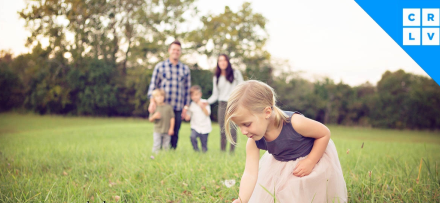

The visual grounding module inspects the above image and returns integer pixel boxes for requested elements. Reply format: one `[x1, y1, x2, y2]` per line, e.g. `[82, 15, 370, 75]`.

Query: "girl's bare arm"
[236, 138, 260, 203]
[291, 114, 331, 176]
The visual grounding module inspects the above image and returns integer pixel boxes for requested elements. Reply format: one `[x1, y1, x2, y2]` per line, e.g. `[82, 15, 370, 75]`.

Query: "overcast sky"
[0, 0, 428, 86]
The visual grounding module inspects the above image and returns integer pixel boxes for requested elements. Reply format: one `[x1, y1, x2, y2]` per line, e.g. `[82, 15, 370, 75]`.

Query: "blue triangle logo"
[355, 0, 440, 85]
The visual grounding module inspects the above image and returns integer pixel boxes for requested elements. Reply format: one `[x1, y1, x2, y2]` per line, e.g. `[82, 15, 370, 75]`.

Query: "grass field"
[0, 113, 439, 202]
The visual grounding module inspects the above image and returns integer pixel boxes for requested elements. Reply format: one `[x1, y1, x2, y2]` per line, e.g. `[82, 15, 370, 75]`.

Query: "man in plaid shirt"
[147, 40, 191, 149]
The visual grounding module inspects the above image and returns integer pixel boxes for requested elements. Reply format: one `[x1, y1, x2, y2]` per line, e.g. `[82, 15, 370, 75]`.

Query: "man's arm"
[181, 67, 191, 117]
[147, 64, 161, 99]
[183, 67, 191, 107]
[184, 106, 191, 121]
[168, 117, 175, 135]
[147, 64, 161, 113]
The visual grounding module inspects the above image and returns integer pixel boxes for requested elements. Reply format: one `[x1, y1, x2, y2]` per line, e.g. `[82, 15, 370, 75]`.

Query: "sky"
[0, 0, 428, 86]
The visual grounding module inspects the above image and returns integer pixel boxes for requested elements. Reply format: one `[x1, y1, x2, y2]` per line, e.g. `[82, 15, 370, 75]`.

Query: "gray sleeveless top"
[255, 111, 315, 162]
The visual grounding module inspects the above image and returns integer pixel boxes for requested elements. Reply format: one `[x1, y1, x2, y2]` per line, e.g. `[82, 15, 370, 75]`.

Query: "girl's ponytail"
[273, 105, 289, 128]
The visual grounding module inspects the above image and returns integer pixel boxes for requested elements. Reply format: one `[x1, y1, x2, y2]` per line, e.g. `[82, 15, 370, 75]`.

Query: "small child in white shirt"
[184, 85, 212, 152]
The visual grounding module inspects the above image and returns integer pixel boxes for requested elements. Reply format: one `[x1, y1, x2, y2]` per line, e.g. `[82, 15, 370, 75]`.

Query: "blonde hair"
[152, 89, 165, 97]
[225, 80, 288, 145]
[190, 85, 202, 95]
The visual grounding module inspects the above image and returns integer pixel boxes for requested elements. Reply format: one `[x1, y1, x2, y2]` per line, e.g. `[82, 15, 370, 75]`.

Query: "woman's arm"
[235, 139, 260, 203]
[206, 77, 219, 104]
[183, 70, 191, 108]
[235, 69, 244, 84]
[291, 114, 331, 177]
[198, 101, 210, 116]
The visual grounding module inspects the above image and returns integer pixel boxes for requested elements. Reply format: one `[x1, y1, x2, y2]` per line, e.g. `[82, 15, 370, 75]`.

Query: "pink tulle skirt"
[249, 139, 348, 203]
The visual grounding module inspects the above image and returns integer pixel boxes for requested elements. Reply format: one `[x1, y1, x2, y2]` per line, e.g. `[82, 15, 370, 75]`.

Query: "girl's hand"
[168, 129, 174, 136]
[153, 112, 161, 119]
[198, 101, 207, 108]
[293, 158, 316, 177]
[232, 199, 242, 203]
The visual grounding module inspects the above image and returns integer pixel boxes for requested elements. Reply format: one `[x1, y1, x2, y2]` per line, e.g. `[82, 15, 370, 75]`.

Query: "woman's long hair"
[215, 54, 235, 84]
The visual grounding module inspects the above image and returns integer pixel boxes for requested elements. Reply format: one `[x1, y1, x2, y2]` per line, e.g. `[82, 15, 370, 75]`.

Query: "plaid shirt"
[147, 59, 191, 111]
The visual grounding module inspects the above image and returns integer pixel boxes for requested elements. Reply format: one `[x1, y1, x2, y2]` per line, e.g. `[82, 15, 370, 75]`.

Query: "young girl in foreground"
[226, 80, 347, 203]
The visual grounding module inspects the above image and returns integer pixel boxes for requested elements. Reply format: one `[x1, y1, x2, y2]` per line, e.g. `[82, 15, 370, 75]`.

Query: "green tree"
[405, 75, 440, 129]
[0, 51, 24, 111]
[128, 0, 197, 69]
[370, 70, 413, 128]
[186, 2, 271, 82]
[348, 82, 375, 126]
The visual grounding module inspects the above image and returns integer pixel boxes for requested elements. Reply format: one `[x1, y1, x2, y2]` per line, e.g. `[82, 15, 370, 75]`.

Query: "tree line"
[0, 0, 439, 130]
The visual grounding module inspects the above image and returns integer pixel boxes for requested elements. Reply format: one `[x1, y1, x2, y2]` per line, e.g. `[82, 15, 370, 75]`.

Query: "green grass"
[0, 113, 439, 202]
